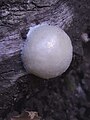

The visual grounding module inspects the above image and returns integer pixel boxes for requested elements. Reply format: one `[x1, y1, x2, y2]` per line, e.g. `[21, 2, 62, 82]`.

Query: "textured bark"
[0, 0, 74, 88]
[0, 0, 90, 120]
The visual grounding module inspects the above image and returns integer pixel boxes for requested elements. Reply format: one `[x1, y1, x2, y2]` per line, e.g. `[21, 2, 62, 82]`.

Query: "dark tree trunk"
[0, 0, 90, 120]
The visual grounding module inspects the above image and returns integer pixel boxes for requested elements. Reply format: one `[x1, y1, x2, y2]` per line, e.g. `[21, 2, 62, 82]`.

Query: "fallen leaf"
[11, 111, 41, 120]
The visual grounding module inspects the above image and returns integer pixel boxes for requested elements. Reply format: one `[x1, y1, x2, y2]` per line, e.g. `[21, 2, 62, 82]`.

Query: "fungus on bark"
[22, 24, 73, 79]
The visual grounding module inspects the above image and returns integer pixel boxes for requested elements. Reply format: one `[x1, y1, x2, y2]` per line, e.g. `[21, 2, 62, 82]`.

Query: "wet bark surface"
[0, 0, 90, 120]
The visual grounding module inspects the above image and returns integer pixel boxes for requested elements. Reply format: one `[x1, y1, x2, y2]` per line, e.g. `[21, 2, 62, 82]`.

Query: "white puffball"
[22, 24, 73, 79]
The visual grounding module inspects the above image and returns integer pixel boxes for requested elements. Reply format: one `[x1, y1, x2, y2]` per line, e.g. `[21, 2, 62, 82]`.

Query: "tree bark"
[0, 0, 90, 120]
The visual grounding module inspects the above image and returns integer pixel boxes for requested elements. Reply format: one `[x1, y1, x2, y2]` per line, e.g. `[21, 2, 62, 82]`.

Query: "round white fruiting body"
[22, 24, 73, 79]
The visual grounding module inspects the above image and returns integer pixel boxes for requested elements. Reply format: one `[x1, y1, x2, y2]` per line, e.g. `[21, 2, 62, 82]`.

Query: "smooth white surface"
[22, 24, 73, 79]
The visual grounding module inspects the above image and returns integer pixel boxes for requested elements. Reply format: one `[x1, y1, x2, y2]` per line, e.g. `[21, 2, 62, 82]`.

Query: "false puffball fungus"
[22, 24, 73, 79]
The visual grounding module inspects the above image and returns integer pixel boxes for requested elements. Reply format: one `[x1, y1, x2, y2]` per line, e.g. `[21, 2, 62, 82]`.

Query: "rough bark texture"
[0, 0, 90, 120]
